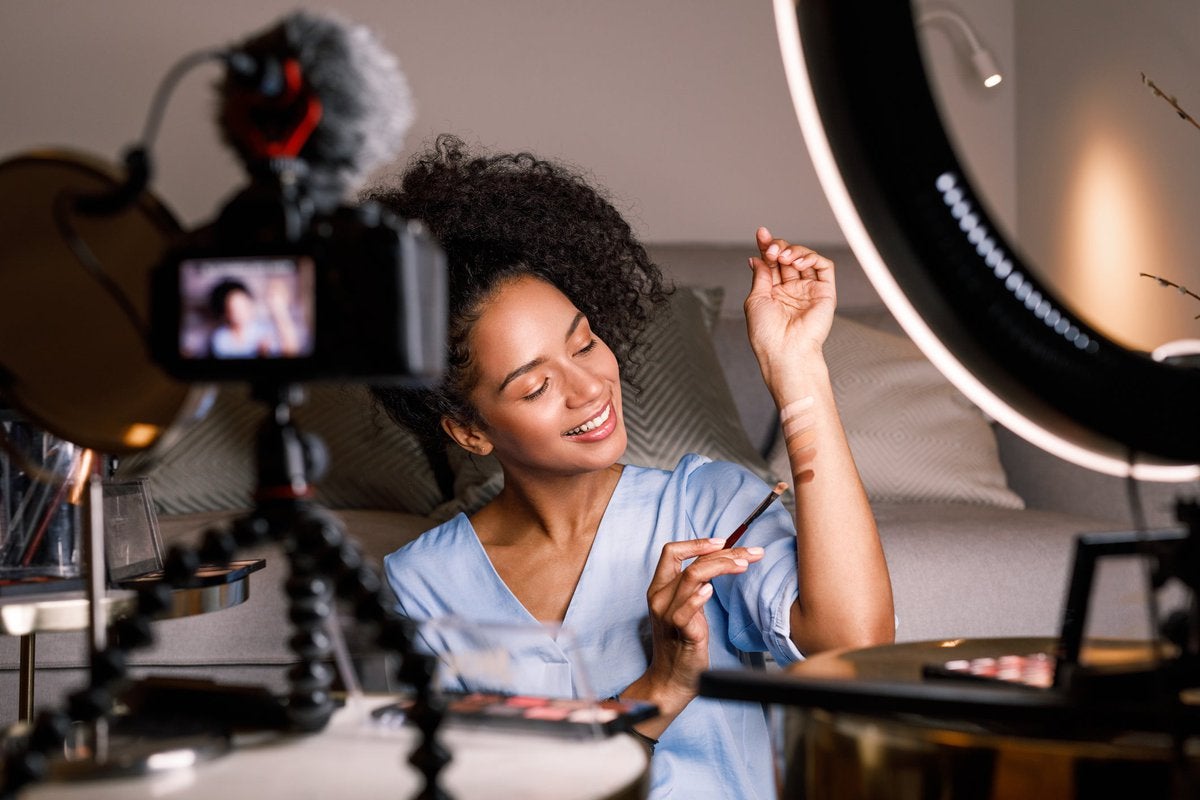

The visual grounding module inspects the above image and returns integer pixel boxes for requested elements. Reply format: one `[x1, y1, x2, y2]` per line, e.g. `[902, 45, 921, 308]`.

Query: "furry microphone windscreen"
[219, 10, 414, 194]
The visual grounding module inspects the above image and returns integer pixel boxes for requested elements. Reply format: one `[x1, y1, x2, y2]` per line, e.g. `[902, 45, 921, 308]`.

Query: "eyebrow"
[497, 312, 586, 394]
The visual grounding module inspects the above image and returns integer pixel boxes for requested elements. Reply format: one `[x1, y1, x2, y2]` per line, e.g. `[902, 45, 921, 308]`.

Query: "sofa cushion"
[872, 502, 1139, 643]
[768, 316, 1025, 509]
[118, 384, 445, 517]
[432, 286, 772, 519]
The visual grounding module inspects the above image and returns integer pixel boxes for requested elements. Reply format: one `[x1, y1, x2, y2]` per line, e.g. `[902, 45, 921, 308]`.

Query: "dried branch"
[1141, 72, 1200, 133]
[1140, 272, 1200, 319]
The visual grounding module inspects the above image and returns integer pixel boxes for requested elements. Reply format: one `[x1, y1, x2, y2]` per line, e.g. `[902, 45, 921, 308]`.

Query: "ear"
[441, 416, 494, 457]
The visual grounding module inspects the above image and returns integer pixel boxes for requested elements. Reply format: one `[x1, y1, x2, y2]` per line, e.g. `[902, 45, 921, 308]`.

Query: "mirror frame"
[0, 149, 206, 457]
[774, 0, 1200, 480]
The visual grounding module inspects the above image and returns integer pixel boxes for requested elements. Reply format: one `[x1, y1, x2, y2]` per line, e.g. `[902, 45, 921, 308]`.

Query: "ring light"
[773, 0, 1200, 481]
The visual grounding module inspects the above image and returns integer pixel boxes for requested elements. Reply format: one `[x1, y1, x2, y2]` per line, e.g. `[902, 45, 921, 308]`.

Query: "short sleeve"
[679, 458, 803, 665]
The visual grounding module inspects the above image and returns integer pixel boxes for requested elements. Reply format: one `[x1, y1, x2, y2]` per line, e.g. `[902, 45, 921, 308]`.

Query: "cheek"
[598, 345, 621, 380]
[472, 398, 558, 447]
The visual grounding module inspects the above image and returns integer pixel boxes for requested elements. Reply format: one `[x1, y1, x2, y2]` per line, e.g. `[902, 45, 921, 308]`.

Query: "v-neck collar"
[461, 467, 629, 631]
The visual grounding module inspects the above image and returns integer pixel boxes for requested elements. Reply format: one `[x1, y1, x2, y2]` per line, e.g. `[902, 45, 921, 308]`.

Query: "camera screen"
[178, 256, 315, 360]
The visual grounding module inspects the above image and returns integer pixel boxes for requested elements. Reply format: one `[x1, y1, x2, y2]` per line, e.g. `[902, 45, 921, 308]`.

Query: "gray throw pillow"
[768, 316, 1024, 509]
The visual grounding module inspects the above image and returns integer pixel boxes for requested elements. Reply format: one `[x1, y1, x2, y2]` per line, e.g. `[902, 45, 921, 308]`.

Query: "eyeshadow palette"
[371, 692, 658, 738]
[922, 653, 1056, 689]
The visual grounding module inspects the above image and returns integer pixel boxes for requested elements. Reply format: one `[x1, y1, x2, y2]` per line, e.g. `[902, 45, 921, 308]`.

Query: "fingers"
[647, 537, 726, 596]
[773, 243, 828, 273]
[649, 542, 765, 607]
[752, 227, 835, 278]
[664, 580, 714, 632]
[748, 256, 779, 293]
[755, 226, 774, 255]
[685, 546, 765, 584]
[658, 546, 764, 629]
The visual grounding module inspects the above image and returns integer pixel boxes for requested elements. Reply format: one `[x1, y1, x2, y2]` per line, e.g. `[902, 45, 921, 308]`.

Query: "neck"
[483, 463, 624, 545]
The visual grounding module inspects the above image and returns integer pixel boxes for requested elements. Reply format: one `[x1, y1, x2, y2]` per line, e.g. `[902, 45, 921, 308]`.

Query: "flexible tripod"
[0, 384, 452, 799]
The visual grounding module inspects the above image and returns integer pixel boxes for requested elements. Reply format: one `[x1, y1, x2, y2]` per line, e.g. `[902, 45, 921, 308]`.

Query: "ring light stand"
[701, 3, 1200, 795]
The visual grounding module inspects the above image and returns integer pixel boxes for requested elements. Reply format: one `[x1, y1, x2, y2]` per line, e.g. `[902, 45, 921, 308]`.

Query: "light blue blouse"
[384, 453, 802, 800]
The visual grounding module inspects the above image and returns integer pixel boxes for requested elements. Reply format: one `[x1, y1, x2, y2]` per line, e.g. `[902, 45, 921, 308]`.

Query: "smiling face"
[224, 289, 256, 329]
[444, 274, 626, 479]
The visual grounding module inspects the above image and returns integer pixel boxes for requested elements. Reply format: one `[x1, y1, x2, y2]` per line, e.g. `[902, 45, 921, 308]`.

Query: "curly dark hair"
[208, 279, 251, 320]
[367, 135, 671, 453]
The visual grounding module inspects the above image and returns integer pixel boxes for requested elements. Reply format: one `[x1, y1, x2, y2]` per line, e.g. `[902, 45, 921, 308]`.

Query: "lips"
[564, 403, 612, 436]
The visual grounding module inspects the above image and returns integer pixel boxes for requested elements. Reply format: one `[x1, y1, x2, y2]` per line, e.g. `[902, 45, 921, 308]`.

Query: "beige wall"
[1015, 0, 1200, 351]
[0, 1, 1016, 253]
[0, 1, 839, 245]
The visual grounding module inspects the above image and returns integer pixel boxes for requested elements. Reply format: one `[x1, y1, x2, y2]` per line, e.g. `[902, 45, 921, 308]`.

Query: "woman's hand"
[744, 226, 837, 378]
[263, 276, 302, 356]
[620, 538, 764, 738]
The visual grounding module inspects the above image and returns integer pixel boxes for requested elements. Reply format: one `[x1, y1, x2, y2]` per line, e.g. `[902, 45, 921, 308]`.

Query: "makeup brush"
[723, 481, 788, 549]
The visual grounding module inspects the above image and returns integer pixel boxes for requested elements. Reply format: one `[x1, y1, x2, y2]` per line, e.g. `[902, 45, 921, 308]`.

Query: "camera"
[143, 11, 447, 389]
[150, 199, 447, 386]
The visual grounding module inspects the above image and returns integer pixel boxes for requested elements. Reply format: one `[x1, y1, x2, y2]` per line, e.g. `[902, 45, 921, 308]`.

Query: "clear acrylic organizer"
[0, 416, 87, 582]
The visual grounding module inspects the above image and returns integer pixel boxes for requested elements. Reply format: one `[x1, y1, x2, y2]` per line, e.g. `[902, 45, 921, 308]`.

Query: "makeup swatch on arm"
[780, 397, 817, 484]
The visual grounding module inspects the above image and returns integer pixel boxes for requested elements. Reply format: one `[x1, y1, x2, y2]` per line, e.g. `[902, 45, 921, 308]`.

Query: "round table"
[0, 565, 257, 722]
[701, 637, 1200, 799]
[23, 695, 650, 800]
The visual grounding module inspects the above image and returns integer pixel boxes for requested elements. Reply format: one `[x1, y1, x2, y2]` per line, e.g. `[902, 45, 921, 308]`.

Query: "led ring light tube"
[772, 0, 1199, 481]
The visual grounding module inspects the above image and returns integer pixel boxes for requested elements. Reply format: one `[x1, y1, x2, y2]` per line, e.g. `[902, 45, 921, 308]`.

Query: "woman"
[208, 277, 302, 358]
[373, 136, 893, 800]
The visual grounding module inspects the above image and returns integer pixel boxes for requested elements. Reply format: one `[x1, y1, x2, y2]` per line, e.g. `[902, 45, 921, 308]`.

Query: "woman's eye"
[576, 339, 598, 356]
[523, 380, 549, 401]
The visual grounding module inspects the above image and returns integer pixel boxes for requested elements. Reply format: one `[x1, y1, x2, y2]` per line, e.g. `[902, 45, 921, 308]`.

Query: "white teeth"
[565, 404, 611, 436]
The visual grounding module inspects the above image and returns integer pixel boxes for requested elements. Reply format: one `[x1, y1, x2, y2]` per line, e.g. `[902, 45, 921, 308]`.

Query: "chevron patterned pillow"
[768, 315, 1023, 508]
[430, 286, 772, 520]
[119, 383, 444, 516]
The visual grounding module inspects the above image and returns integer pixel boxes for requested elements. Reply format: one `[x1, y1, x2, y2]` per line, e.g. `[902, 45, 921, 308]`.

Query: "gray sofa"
[0, 243, 1181, 723]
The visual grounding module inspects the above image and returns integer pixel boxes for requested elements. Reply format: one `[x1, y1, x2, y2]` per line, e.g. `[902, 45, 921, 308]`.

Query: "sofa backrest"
[645, 242, 882, 319]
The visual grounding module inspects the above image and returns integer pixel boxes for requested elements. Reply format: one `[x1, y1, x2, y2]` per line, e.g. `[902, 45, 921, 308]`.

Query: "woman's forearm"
[767, 352, 894, 654]
[619, 670, 692, 740]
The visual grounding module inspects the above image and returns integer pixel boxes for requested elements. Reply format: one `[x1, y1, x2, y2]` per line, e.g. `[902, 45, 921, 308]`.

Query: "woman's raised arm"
[745, 226, 894, 654]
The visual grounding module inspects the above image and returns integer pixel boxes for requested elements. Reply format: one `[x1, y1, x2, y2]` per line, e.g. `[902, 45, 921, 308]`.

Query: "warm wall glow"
[122, 423, 161, 449]
[1060, 131, 1173, 351]
[1018, 0, 1200, 362]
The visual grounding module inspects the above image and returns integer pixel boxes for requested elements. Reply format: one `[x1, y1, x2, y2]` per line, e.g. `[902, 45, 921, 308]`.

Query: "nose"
[563, 359, 605, 408]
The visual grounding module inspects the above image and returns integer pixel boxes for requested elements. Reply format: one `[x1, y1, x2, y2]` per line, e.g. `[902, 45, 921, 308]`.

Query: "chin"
[602, 429, 629, 467]
[563, 425, 628, 475]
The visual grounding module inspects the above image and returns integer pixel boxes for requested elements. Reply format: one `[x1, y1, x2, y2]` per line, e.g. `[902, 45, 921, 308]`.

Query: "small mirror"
[0, 150, 206, 457]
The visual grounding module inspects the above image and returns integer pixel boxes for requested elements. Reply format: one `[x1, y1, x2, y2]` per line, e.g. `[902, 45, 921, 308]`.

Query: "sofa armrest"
[994, 426, 1189, 529]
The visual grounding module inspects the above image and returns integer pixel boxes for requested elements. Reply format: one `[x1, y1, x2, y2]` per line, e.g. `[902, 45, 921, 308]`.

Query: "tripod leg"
[297, 507, 454, 799]
[283, 543, 337, 732]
